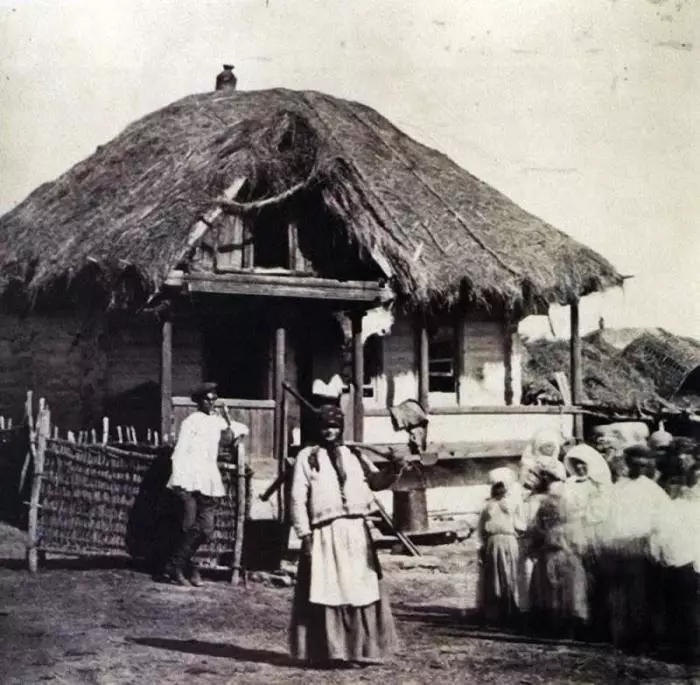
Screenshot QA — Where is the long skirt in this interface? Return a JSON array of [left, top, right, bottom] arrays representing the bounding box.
[[603, 549, 657, 651], [479, 534, 520, 624], [289, 517, 398, 664], [530, 546, 589, 633]]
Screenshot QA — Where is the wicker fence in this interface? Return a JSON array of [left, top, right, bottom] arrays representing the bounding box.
[[23, 395, 252, 582]]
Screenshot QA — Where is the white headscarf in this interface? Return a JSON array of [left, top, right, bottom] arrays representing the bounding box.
[[520, 429, 564, 485], [564, 443, 612, 486]]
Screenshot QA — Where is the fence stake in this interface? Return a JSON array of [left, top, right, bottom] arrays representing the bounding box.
[[231, 440, 247, 585], [27, 401, 50, 573], [102, 417, 109, 445]]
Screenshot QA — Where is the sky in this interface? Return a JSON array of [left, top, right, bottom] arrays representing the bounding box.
[[0, 0, 698, 340]]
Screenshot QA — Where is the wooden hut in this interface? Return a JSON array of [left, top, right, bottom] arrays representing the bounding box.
[[622, 329, 700, 402], [0, 88, 623, 503]]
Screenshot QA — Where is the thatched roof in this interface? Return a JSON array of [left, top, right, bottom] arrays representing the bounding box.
[[622, 329, 700, 399], [522, 331, 668, 414], [0, 88, 623, 314]]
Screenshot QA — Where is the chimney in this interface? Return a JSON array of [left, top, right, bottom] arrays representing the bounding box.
[[598, 316, 605, 331], [215, 64, 237, 92]]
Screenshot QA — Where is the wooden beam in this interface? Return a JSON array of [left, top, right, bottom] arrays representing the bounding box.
[[273, 325, 286, 522], [351, 311, 364, 441], [364, 404, 583, 416], [455, 316, 465, 406], [417, 320, 430, 410], [287, 222, 299, 271], [160, 318, 173, 443], [503, 319, 514, 406], [361, 439, 530, 462], [242, 221, 254, 268], [570, 300, 584, 439], [185, 272, 388, 303]]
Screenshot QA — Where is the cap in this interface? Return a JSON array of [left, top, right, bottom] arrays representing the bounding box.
[[191, 382, 218, 403]]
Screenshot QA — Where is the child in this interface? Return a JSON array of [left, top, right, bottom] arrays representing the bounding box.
[[477, 469, 522, 626]]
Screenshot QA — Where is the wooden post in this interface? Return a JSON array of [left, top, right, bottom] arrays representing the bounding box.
[[287, 222, 299, 272], [242, 221, 255, 268], [503, 318, 515, 406], [570, 300, 584, 439], [455, 315, 465, 406], [351, 310, 364, 442], [417, 320, 429, 410], [27, 399, 50, 573], [273, 324, 286, 522], [160, 317, 173, 443], [231, 440, 247, 585]]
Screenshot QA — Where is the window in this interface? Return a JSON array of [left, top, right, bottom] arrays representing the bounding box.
[[428, 325, 457, 394], [363, 334, 383, 399]]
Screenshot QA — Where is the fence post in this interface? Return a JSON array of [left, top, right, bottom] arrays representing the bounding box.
[[231, 440, 247, 585], [27, 399, 50, 573]]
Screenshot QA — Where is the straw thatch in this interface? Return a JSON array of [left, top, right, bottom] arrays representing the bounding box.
[[622, 328, 700, 399], [521, 331, 667, 414], [0, 88, 623, 314]]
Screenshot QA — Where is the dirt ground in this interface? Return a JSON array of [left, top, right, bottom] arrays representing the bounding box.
[[0, 523, 697, 685]]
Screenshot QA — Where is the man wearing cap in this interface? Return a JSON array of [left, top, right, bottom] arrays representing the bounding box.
[[164, 382, 249, 586]]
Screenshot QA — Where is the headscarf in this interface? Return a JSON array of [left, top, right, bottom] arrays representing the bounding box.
[[564, 443, 612, 486], [488, 466, 517, 487], [522, 429, 563, 463], [520, 429, 564, 487], [317, 404, 344, 432], [313, 404, 347, 485], [538, 459, 567, 484]]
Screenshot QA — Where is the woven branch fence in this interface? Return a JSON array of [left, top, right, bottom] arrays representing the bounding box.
[[23, 394, 252, 583]]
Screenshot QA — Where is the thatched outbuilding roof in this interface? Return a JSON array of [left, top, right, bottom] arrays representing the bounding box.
[[0, 88, 623, 314], [522, 331, 668, 414], [622, 329, 700, 399], [523, 329, 700, 415]]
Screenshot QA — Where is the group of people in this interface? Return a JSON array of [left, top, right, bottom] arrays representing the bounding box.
[[476, 427, 700, 664], [164, 381, 698, 668]]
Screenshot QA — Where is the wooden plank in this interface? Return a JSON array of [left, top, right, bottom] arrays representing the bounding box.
[[364, 405, 582, 417], [170, 177, 247, 273], [216, 214, 245, 270], [570, 301, 584, 439], [172, 396, 275, 410], [554, 371, 572, 405], [359, 439, 528, 463], [160, 319, 173, 443], [351, 311, 364, 441], [242, 221, 254, 268], [185, 272, 387, 303]]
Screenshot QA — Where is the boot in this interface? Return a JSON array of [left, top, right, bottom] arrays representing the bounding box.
[[166, 564, 192, 587], [166, 528, 200, 586], [189, 566, 204, 587]]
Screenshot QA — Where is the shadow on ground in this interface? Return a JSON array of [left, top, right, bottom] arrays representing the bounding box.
[[126, 637, 300, 668]]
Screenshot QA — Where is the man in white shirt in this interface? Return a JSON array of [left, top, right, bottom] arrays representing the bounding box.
[[165, 382, 249, 586]]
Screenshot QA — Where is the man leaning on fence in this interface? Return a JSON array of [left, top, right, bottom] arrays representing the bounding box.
[[164, 382, 249, 587]]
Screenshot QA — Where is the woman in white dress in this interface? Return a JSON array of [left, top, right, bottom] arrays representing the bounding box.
[[289, 404, 403, 667], [477, 467, 523, 625]]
